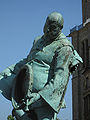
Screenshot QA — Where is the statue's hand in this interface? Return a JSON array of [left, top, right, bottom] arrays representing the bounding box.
[[23, 93, 40, 111], [29, 93, 40, 104]]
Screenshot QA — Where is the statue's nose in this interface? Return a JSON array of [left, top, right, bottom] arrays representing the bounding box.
[[47, 28, 50, 32]]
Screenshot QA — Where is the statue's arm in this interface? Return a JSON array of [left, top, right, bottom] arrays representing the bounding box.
[[0, 58, 27, 79], [38, 46, 82, 112], [0, 58, 27, 100]]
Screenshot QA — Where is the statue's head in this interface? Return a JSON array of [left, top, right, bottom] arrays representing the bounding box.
[[43, 12, 64, 39]]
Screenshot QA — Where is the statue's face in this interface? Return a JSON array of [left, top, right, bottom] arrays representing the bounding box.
[[44, 21, 61, 40], [43, 12, 64, 40]]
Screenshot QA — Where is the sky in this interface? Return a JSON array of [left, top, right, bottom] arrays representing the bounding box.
[[0, 0, 82, 120]]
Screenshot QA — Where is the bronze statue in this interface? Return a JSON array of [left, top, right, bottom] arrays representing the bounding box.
[[0, 12, 83, 120]]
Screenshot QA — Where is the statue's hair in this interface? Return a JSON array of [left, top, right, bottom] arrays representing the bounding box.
[[46, 12, 64, 29]]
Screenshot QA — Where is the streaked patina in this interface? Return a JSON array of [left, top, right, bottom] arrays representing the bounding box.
[[0, 12, 83, 120]]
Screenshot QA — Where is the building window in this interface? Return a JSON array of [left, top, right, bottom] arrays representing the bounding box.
[[82, 39, 89, 68], [82, 41, 85, 67], [83, 76, 90, 89], [86, 39, 89, 67], [86, 77, 89, 89], [89, 46, 90, 67], [84, 95, 90, 120]]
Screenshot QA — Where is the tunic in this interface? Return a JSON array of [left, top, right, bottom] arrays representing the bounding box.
[[0, 33, 83, 113]]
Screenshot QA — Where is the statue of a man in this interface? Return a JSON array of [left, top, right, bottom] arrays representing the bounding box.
[[0, 12, 83, 120]]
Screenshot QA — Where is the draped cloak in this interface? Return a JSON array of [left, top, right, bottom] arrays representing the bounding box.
[[0, 33, 83, 113]]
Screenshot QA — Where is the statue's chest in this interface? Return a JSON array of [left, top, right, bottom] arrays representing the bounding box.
[[29, 41, 61, 64]]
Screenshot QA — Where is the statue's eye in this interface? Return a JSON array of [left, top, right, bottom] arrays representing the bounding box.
[[51, 25, 56, 29], [49, 25, 57, 31]]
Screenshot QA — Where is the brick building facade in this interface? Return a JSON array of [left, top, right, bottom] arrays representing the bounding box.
[[69, 0, 90, 120]]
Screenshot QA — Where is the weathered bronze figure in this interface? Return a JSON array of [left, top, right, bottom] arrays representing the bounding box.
[[0, 12, 83, 120]]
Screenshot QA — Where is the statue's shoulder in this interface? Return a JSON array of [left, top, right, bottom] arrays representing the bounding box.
[[33, 35, 42, 45], [60, 33, 72, 46], [58, 33, 73, 49], [59, 33, 83, 64]]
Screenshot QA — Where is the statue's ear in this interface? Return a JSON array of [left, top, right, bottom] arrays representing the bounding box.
[[0, 74, 15, 100]]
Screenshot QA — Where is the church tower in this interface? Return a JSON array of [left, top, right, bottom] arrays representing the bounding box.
[[69, 0, 90, 120], [82, 0, 90, 23]]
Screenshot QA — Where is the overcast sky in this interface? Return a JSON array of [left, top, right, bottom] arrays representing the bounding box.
[[0, 0, 82, 120]]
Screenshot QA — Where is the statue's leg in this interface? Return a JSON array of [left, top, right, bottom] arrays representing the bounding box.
[[34, 104, 57, 120], [12, 109, 32, 120], [28, 98, 57, 120]]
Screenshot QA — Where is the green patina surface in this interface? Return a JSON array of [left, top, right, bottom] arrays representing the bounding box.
[[0, 12, 83, 120]]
